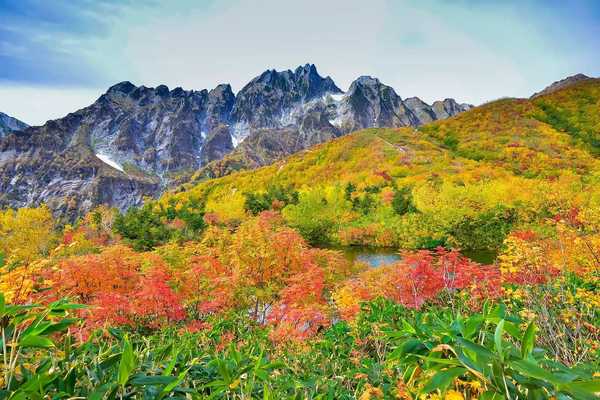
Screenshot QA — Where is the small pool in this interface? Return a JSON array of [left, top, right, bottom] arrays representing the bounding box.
[[326, 246, 497, 268], [330, 246, 401, 267]]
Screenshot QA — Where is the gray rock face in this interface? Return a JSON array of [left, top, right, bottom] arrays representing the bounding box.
[[228, 73, 472, 172], [200, 125, 234, 165], [0, 64, 472, 219], [334, 76, 418, 131], [0, 112, 28, 137], [531, 73, 592, 98], [230, 63, 342, 143], [431, 98, 472, 120], [0, 83, 233, 219], [404, 97, 437, 125], [90, 81, 236, 179]]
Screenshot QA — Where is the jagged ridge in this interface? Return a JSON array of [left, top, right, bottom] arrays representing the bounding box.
[[0, 64, 472, 219]]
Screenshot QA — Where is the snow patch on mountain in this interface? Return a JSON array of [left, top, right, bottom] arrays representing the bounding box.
[[328, 93, 345, 102], [96, 153, 124, 172]]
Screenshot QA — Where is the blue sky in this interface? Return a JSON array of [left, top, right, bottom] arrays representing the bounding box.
[[0, 0, 598, 125]]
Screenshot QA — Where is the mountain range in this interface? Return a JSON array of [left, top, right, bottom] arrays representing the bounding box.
[[168, 74, 600, 223], [0, 64, 472, 219]]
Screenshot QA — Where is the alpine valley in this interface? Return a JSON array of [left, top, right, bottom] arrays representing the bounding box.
[[1, 70, 599, 399], [2, 1, 600, 397], [0, 64, 471, 220]]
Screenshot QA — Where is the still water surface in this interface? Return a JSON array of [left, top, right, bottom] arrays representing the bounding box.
[[328, 246, 497, 268]]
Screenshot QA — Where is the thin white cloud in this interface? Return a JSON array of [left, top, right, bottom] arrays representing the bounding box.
[[111, 0, 534, 104], [120, 0, 387, 93], [0, 0, 596, 124], [74, 0, 593, 103]]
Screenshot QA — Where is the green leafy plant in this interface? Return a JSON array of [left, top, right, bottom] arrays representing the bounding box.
[[0, 294, 83, 396], [384, 302, 600, 399]]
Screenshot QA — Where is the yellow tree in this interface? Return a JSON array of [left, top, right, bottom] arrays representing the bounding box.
[[0, 206, 55, 265], [0, 206, 56, 302], [229, 211, 308, 321]]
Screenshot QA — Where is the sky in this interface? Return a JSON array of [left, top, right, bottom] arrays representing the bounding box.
[[0, 0, 598, 126]]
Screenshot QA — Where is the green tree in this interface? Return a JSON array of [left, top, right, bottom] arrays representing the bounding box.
[[283, 187, 351, 245], [244, 185, 299, 215], [391, 187, 415, 216], [113, 204, 173, 251]]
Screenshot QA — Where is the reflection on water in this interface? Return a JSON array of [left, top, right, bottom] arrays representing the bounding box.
[[328, 246, 497, 268], [461, 249, 497, 265], [332, 246, 401, 268]]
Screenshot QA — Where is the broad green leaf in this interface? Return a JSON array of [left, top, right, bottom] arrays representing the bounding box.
[[40, 319, 78, 335], [421, 367, 467, 394], [559, 379, 600, 400], [162, 349, 180, 376], [494, 319, 505, 362], [521, 321, 536, 359], [400, 318, 417, 334], [509, 359, 564, 385], [19, 335, 54, 348], [264, 383, 272, 400], [130, 374, 177, 386], [503, 321, 522, 339], [455, 345, 491, 376], [118, 336, 136, 386], [462, 315, 484, 340], [48, 302, 87, 311], [88, 383, 117, 400], [255, 369, 269, 380], [158, 368, 191, 399], [99, 353, 121, 370], [397, 338, 426, 357], [525, 388, 549, 400], [457, 338, 495, 362], [415, 355, 461, 366]]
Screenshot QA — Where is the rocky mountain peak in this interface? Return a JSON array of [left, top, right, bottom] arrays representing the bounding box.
[[404, 96, 435, 111], [293, 63, 342, 98], [155, 84, 170, 97], [206, 84, 235, 131], [336, 75, 414, 130], [249, 64, 341, 98], [431, 98, 471, 120], [170, 87, 186, 97], [0, 64, 474, 220], [106, 81, 137, 95], [351, 75, 381, 87], [531, 73, 592, 98], [208, 84, 235, 109], [346, 76, 401, 103], [231, 64, 343, 129], [403, 97, 437, 125], [209, 83, 234, 97], [294, 63, 317, 75]]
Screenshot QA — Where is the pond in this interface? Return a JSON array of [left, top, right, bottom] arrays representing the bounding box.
[[327, 246, 497, 268]]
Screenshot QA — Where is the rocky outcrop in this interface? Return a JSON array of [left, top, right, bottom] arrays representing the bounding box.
[[0, 112, 28, 137], [332, 76, 418, 131], [222, 72, 472, 175], [531, 74, 592, 98], [0, 82, 232, 219], [431, 98, 473, 120], [0, 64, 472, 219], [404, 97, 438, 125]]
